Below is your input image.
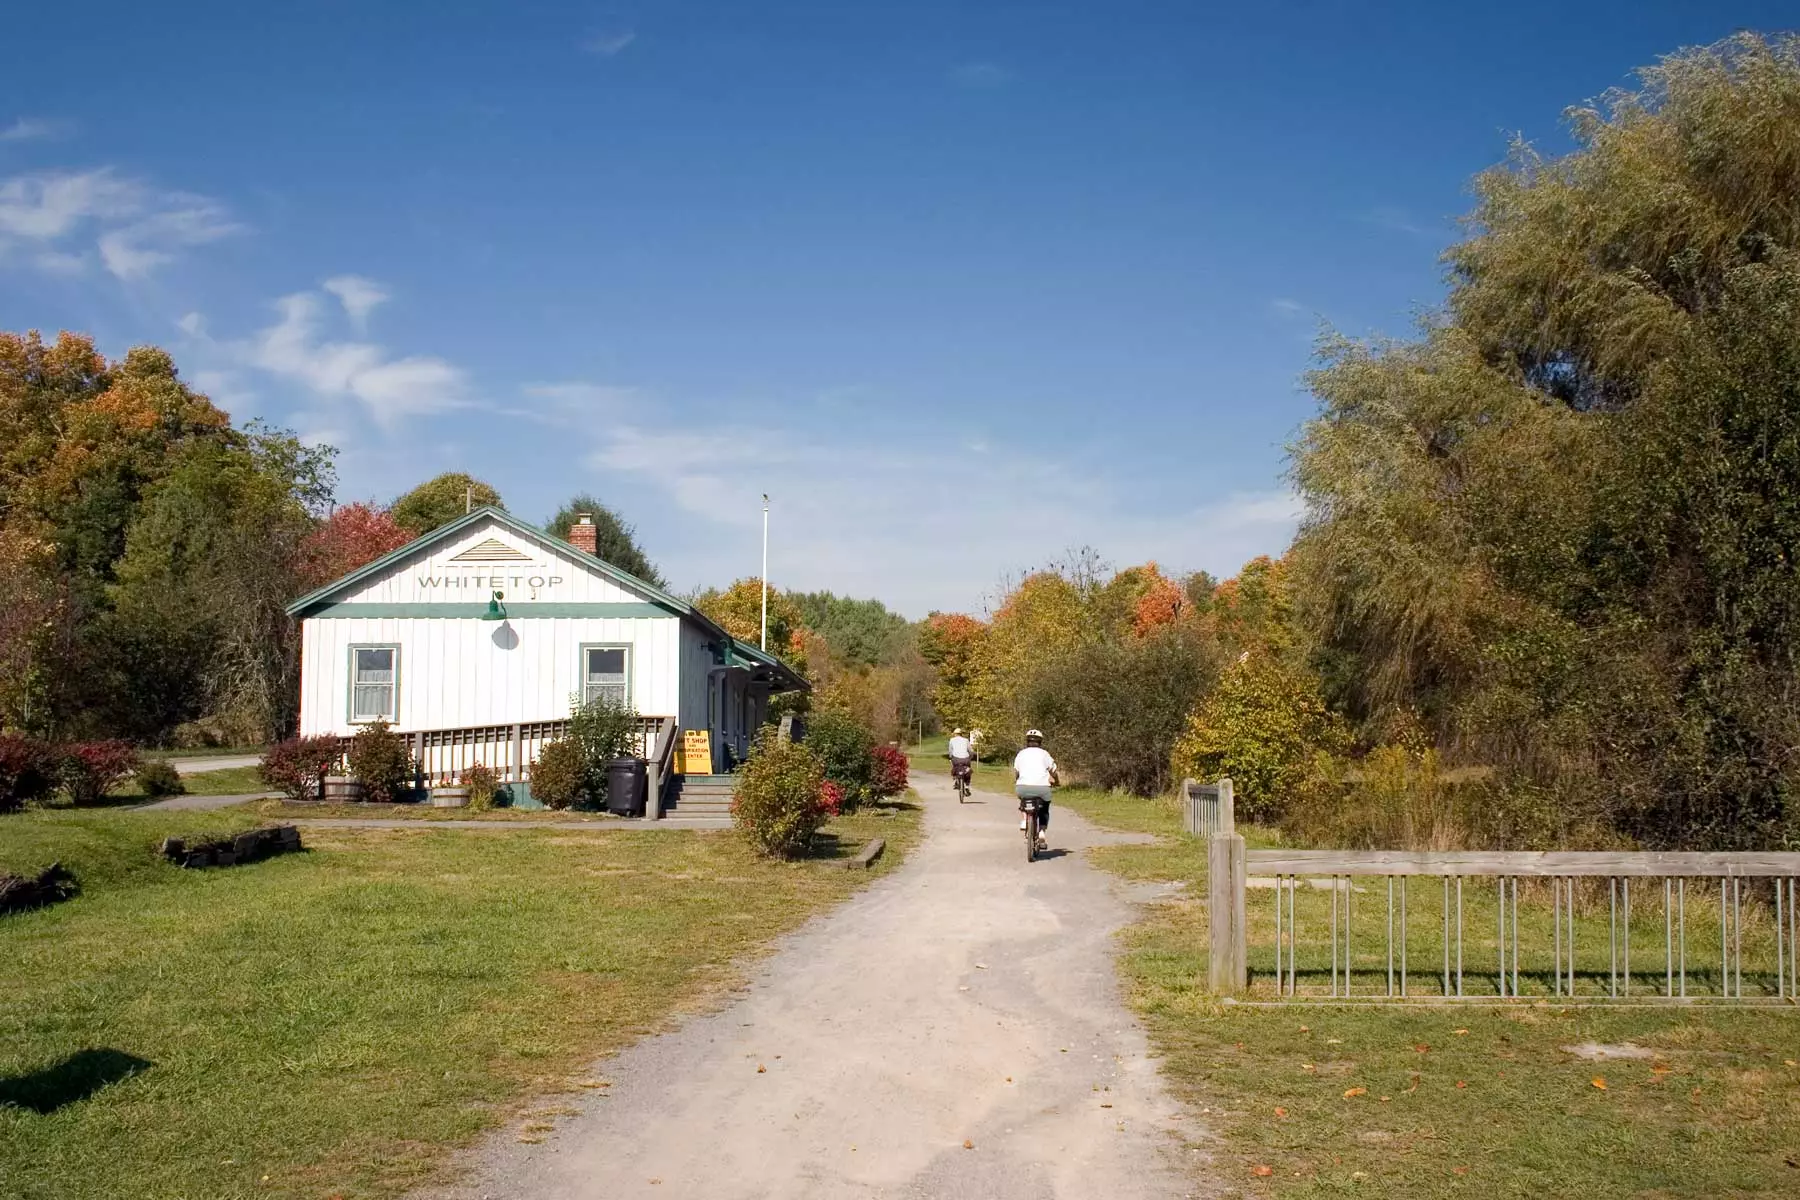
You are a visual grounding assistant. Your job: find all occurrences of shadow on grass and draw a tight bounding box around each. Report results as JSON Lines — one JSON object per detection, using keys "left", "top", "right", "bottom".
{"left": 0, "top": 1049, "right": 152, "bottom": 1115}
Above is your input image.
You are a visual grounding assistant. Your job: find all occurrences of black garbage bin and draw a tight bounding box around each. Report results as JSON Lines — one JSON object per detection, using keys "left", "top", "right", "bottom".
{"left": 605, "top": 758, "right": 648, "bottom": 817}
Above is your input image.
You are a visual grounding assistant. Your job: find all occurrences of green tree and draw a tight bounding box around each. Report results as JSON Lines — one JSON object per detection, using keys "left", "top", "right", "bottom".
{"left": 389, "top": 472, "right": 502, "bottom": 536}
{"left": 544, "top": 494, "right": 665, "bottom": 586}
{"left": 695, "top": 578, "right": 807, "bottom": 665}
{"left": 789, "top": 591, "right": 910, "bottom": 667}
{"left": 1292, "top": 33, "right": 1800, "bottom": 848}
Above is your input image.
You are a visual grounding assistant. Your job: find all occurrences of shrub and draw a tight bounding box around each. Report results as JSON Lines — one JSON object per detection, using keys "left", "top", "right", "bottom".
{"left": 136, "top": 759, "right": 186, "bottom": 798}
{"left": 819, "top": 779, "right": 845, "bottom": 818}
{"left": 568, "top": 693, "right": 640, "bottom": 803}
{"left": 346, "top": 721, "right": 414, "bottom": 803}
{"left": 1027, "top": 625, "right": 1222, "bottom": 796}
{"left": 1170, "top": 650, "right": 1347, "bottom": 823}
{"left": 732, "top": 732, "right": 830, "bottom": 858}
{"left": 531, "top": 739, "right": 586, "bottom": 810}
{"left": 170, "top": 720, "right": 225, "bottom": 750}
{"left": 0, "top": 734, "right": 56, "bottom": 814}
{"left": 802, "top": 706, "right": 876, "bottom": 810}
{"left": 461, "top": 763, "right": 501, "bottom": 811}
{"left": 260, "top": 735, "right": 341, "bottom": 803}
{"left": 60, "top": 741, "right": 142, "bottom": 806}
{"left": 869, "top": 744, "right": 909, "bottom": 799}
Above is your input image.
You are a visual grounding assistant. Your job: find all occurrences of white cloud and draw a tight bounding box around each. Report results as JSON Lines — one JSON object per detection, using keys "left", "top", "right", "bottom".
{"left": 583, "top": 31, "right": 636, "bottom": 56}
{"left": 241, "top": 289, "right": 467, "bottom": 425}
{"left": 951, "top": 62, "right": 1015, "bottom": 88}
{"left": 0, "top": 167, "right": 237, "bottom": 279}
{"left": 558, "top": 392, "right": 1300, "bottom": 616}
{"left": 177, "top": 311, "right": 207, "bottom": 337}
{"left": 1270, "top": 297, "right": 1305, "bottom": 317}
{"left": 322, "top": 274, "right": 389, "bottom": 327}
{"left": 0, "top": 117, "right": 71, "bottom": 143}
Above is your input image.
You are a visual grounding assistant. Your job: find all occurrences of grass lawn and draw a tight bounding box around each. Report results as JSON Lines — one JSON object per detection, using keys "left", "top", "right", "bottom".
{"left": 0, "top": 798, "right": 920, "bottom": 1200}
{"left": 1037, "top": 782, "right": 1800, "bottom": 1197}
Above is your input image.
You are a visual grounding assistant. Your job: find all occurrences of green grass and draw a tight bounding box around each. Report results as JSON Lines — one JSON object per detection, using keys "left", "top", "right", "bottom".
{"left": 0, "top": 800, "right": 920, "bottom": 1200}
{"left": 1046, "top": 783, "right": 1800, "bottom": 1198}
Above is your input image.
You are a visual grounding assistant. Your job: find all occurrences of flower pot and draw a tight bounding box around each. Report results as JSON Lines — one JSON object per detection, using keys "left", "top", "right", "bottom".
{"left": 430, "top": 786, "right": 471, "bottom": 809}
{"left": 322, "top": 776, "right": 363, "bottom": 803}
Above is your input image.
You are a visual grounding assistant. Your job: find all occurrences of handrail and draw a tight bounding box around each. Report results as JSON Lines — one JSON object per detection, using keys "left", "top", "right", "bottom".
{"left": 645, "top": 716, "right": 678, "bottom": 820}
{"left": 1245, "top": 849, "right": 1800, "bottom": 877}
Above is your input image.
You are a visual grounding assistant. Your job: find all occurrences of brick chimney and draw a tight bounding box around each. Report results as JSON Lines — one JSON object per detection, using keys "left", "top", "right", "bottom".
{"left": 569, "top": 512, "right": 598, "bottom": 556}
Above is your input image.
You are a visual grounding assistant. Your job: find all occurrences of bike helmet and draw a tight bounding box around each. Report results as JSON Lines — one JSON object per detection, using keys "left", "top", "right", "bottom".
{"left": 1024, "top": 728, "right": 1044, "bottom": 743}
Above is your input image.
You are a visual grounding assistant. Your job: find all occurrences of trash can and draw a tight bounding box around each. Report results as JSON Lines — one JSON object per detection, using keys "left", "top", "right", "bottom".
{"left": 605, "top": 758, "right": 648, "bottom": 817}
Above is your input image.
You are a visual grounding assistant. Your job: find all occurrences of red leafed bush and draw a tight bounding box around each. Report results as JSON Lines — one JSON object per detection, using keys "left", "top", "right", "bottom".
{"left": 260, "top": 735, "right": 343, "bottom": 802}
{"left": 818, "top": 780, "right": 844, "bottom": 817}
{"left": 0, "top": 734, "right": 57, "bottom": 813}
{"left": 60, "top": 740, "right": 142, "bottom": 806}
{"left": 869, "top": 744, "right": 909, "bottom": 799}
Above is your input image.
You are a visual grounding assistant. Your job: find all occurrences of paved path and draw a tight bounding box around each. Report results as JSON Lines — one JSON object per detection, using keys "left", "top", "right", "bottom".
{"left": 134, "top": 791, "right": 281, "bottom": 811}
{"left": 426, "top": 777, "right": 1204, "bottom": 1200}
{"left": 167, "top": 754, "right": 263, "bottom": 775}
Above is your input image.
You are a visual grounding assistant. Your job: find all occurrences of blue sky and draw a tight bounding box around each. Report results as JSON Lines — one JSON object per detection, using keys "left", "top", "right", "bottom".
{"left": 2, "top": 2, "right": 1791, "bottom": 616}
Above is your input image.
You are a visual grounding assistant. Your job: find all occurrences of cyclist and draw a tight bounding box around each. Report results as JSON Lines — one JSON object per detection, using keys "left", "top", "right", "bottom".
{"left": 947, "top": 728, "right": 974, "bottom": 793}
{"left": 1013, "top": 729, "right": 1059, "bottom": 846}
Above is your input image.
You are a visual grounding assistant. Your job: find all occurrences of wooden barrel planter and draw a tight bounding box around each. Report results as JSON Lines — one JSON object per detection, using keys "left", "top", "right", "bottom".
{"left": 322, "top": 776, "right": 363, "bottom": 803}
{"left": 430, "top": 785, "right": 470, "bottom": 808}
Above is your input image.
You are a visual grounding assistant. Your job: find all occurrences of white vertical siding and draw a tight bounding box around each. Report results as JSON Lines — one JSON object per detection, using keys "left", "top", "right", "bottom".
{"left": 298, "top": 614, "right": 682, "bottom": 736}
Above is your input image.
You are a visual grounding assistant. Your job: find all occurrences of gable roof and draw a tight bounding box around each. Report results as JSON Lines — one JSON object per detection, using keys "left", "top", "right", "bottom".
{"left": 285, "top": 506, "right": 808, "bottom": 691}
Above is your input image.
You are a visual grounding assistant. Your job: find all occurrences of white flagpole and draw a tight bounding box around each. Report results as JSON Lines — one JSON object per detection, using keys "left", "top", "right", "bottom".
{"left": 760, "top": 494, "right": 770, "bottom": 651}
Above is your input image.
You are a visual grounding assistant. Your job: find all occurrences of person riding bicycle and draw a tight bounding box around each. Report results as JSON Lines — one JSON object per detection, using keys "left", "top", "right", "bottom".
{"left": 947, "top": 728, "right": 974, "bottom": 791}
{"left": 1013, "top": 729, "right": 1059, "bottom": 846}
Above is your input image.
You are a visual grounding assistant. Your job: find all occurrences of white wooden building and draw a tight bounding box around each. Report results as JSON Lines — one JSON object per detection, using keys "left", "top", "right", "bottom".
{"left": 286, "top": 506, "right": 805, "bottom": 811}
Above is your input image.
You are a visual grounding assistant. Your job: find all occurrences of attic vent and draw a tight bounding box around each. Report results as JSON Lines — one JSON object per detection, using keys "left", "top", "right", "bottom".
{"left": 449, "top": 538, "right": 532, "bottom": 564}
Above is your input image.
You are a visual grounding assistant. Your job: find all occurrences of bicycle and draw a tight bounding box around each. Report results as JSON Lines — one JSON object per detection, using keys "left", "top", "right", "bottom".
{"left": 1020, "top": 793, "right": 1046, "bottom": 862}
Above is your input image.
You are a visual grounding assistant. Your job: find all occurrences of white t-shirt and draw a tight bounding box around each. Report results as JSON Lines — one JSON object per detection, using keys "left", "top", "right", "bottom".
{"left": 947, "top": 735, "right": 973, "bottom": 759}
{"left": 1013, "top": 746, "right": 1058, "bottom": 787}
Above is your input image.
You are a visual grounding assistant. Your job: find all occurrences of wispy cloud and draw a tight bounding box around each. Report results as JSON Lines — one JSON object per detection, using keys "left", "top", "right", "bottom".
{"left": 950, "top": 62, "right": 1015, "bottom": 89}
{"left": 583, "top": 30, "right": 636, "bottom": 57}
{"left": 538, "top": 385, "right": 1300, "bottom": 615}
{"left": 241, "top": 287, "right": 467, "bottom": 426}
{"left": 322, "top": 274, "right": 390, "bottom": 328}
{"left": 0, "top": 117, "right": 72, "bottom": 143}
{"left": 1270, "top": 297, "right": 1306, "bottom": 318}
{"left": 1364, "top": 204, "right": 1450, "bottom": 242}
{"left": 0, "top": 167, "right": 238, "bottom": 279}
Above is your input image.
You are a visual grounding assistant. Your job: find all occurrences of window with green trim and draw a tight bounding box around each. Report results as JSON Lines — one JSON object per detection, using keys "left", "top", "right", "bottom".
{"left": 350, "top": 645, "right": 399, "bottom": 723}
{"left": 582, "top": 645, "right": 631, "bottom": 706}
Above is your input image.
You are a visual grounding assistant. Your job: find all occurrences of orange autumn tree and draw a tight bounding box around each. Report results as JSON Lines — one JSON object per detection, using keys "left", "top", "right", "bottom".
{"left": 918, "top": 612, "right": 988, "bottom": 732}
{"left": 694, "top": 577, "right": 810, "bottom": 671}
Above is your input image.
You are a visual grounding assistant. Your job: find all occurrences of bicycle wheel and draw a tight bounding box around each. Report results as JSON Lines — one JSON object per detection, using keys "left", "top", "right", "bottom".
{"left": 1025, "top": 811, "right": 1038, "bottom": 862}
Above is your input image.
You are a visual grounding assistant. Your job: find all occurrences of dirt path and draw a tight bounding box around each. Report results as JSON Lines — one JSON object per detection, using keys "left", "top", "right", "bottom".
{"left": 427, "top": 776, "right": 1206, "bottom": 1200}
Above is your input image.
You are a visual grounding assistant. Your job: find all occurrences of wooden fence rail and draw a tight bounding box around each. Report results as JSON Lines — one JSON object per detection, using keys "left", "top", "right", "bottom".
{"left": 1207, "top": 836, "right": 1800, "bottom": 1003}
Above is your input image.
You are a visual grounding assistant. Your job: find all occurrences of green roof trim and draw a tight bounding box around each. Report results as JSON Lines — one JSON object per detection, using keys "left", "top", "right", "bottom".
{"left": 284, "top": 506, "right": 809, "bottom": 691}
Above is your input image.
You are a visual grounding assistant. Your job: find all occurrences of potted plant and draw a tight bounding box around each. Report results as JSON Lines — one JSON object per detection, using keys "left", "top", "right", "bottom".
{"left": 430, "top": 782, "right": 471, "bottom": 807}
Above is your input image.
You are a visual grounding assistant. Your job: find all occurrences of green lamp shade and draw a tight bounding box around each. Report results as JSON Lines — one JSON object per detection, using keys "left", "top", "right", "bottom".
{"left": 481, "top": 591, "right": 507, "bottom": 621}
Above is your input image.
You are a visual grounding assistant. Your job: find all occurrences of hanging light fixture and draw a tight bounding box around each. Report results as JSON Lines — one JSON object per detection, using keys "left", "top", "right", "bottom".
{"left": 481, "top": 590, "right": 508, "bottom": 621}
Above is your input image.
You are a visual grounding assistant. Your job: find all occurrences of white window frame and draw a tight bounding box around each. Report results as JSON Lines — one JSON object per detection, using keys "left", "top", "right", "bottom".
{"left": 348, "top": 644, "right": 400, "bottom": 725}
{"left": 580, "top": 643, "right": 632, "bottom": 707}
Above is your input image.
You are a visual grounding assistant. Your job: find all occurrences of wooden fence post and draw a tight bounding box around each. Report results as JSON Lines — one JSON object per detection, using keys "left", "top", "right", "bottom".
{"left": 1217, "top": 776, "right": 1235, "bottom": 835}
{"left": 1209, "top": 832, "right": 1248, "bottom": 994}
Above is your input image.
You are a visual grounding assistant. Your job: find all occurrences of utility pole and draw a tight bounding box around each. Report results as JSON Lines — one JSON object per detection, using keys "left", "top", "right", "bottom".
{"left": 760, "top": 494, "right": 770, "bottom": 651}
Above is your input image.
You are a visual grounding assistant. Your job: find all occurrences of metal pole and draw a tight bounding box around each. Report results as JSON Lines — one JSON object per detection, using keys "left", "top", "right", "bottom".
{"left": 1623, "top": 879, "right": 1631, "bottom": 997}
{"left": 759, "top": 494, "right": 769, "bottom": 651}
{"left": 1387, "top": 876, "right": 1395, "bottom": 998}
{"left": 1610, "top": 878, "right": 1618, "bottom": 999}
{"left": 1274, "top": 875, "right": 1283, "bottom": 997}
{"left": 1511, "top": 876, "right": 1519, "bottom": 997}
{"left": 1721, "top": 878, "right": 1729, "bottom": 999}
{"left": 1289, "top": 877, "right": 1298, "bottom": 995}
{"left": 1333, "top": 873, "right": 1340, "bottom": 997}
{"left": 1555, "top": 877, "right": 1563, "bottom": 997}
{"left": 1456, "top": 876, "right": 1463, "bottom": 998}
{"left": 1679, "top": 878, "right": 1687, "bottom": 999}
{"left": 1400, "top": 876, "right": 1408, "bottom": 997}
{"left": 1442, "top": 876, "right": 1450, "bottom": 997}
{"left": 1497, "top": 877, "right": 1507, "bottom": 997}
{"left": 1778, "top": 878, "right": 1786, "bottom": 1000}
{"left": 1733, "top": 877, "right": 1742, "bottom": 999}
{"left": 1666, "top": 878, "right": 1674, "bottom": 999}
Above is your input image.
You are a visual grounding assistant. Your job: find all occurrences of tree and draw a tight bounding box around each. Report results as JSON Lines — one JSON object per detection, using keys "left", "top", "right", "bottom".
{"left": 544, "top": 494, "right": 665, "bottom": 586}
{"left": 918, "top": 613, "right": 987, "bottom": 732}
{"left": 790, "top": 591, "right": 910, "bottom": 667}
{"left": 389, "top": 472, "right": 502, "bottom": 536}
{"left": 1291, "top": 33, "right": 1800, "bottom": 848}
{"left": 296, "top": 502, "right": 414, "bottom": 590}
{"left": 695, "top": 578, "right": 807, "bottom": 663}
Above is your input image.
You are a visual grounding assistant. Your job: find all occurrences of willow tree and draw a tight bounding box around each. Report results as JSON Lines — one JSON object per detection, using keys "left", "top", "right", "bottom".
{"left": 1292, "top": 33, "right": 1800, "bottom": 848}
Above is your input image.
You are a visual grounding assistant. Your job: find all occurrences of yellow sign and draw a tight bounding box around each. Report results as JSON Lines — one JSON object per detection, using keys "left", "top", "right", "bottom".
{"left": 678, "top": 729, "right": 713, "bottom": 774}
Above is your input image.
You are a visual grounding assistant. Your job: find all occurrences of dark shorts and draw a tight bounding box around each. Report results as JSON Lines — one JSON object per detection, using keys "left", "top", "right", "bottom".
{"left": 951, "top": 757, "right": 972, "bottom": 779}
